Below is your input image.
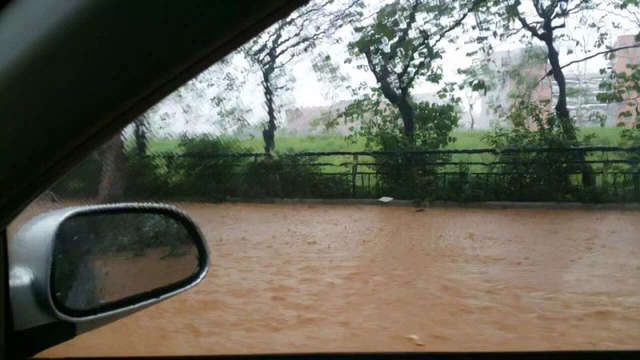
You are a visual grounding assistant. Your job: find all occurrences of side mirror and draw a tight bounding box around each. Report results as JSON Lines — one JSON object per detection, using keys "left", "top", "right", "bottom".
{"left": 8, "top": 203, "right": 209, "bottom": 357}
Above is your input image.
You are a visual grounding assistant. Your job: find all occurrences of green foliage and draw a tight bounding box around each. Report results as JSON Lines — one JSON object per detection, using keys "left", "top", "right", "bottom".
{"left": 505, "top": 46, "right": 548, "bottom": 101}
{"left": 237, "top": 133, "right": 366, "bottom": 153}
{"left": 204, "top": 129, "right": 625, "bottom": 153}
{"left": 346, "top": 0, "right": 477, "bottom": 141}
{"left": 341, "top": 97, "right": 460, "bottom": 199}
{"left": 50, "top": 126, "right": 632, "bottom": 203}
{"left": 350, "top": 0, "right": 454, "bottom": 85}
{"left": 482, "top": 100, "right": 594, "bottom": 201}
{"left": 458, "top": 61, "right": 498, "bottom": 96}
{"left": 619, "top": 124, "right": 640, "bottom": 178}
{"left": 358, "top": 101, "right": 459, "bottom": 151}
{"left": 588, "top": 111, "right": 609, "bottom": 128}
{"left": 472, "top": 0, "right": 605, "bottom": 140}
{"left": 312, "top": 52, "right": 349, "bottom": 87}
{"left": 241, "top": 154, "right": 350, "bottom": 198}
{"left": 621, "top": 122, "right": 640, "bottom": 145}
{"left": 171, "top": 136, "right": 250, "bottom": 200}
{"left": 123, "top": 153, "right": 172, "bottom": 199}
{"left": 598, "top": 63, "right": 640, "bottom": 123}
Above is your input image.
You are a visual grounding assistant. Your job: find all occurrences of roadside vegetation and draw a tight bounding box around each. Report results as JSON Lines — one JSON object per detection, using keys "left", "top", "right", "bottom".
{"left": 137, "top": 127, "right": 628, "bottom": 154}
{"left": 54, "top": 0, "right": 640, "bottom": 203}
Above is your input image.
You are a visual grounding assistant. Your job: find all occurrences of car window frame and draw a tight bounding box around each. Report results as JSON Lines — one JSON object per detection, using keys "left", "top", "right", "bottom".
{"left": 1, "top": 229, "right": 7, "bottom": 358}
{"left": 3, "top": 0, "right": 640, "bottom": 358}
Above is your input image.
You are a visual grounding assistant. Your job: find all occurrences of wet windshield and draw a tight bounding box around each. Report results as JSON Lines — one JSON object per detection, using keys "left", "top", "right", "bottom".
{"left": 9, "top": 0, "right": 640, "bottom": 356}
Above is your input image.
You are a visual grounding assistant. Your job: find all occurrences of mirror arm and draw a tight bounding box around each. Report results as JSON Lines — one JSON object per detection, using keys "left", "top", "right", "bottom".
{"left": 7, "top": 203, "right": 209, "bottom": 356}
{"left": 9, "top": 322, "right": 76, "bottom": 359}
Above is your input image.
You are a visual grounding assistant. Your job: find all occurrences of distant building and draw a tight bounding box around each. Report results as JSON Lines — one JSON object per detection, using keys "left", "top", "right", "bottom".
{"left": 611, "top": 34, "right": 640, "bottom": 125}
{"left": 284, "top": 101, "right": 351, "bottom": 135}
{"left": 475, "top": 47, "right": 552, "bottom": 128}
{"left": 564, "top": 72, "right": 615, "bottom": 127}
{"left": 477, "top": 47, "right": 613, "bottom": 128}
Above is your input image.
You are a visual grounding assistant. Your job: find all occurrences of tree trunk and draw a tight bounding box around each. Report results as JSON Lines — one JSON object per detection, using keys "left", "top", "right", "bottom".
{"left": 378, "top": 81, "right": 415, "bottom": 142}
{"left": 261, "top": 69, "right": 276, "bottom": 156}
{"left": 396, "top": 96, "right": 415, "bottom": 141}
{"left": 133, "top": 118, "right": 148, "bottom": 156}
{"left": 545, "top": 41, "right": 575, "bottom": 140}
{"left": 97, "top": 135, "right": 127, "bottom": 202}
{"left": 362, "top": 48, "right": 415, "bottom": 143}
{"left": 544, "top": 39, "right": 593, "bottom": 186}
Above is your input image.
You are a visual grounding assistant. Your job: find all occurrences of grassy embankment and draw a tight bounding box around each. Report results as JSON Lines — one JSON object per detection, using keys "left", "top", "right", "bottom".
{"left": 140, "top": 127, "right": 627, "bottom": 173}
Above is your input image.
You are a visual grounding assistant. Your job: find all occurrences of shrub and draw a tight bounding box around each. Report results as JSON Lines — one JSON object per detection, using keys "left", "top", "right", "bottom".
{"left": 359, "top": 101, "right": 459, "bottom": 200}
{"left": 123, "top": 152, "right": 172, "bottom": 199}
{"left": 483, "top": 118, "right": 585, "bottom": 201}
{"left": 241, "top": 153, "right": 349, "bottom": 198}
{"left": 171, "top": 136, "right": 250, "bottom": 200}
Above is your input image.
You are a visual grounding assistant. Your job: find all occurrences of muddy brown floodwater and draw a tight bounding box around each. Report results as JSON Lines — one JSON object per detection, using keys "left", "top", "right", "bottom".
{"left": 23, "top": 203, "right": 640, "bottom": 356}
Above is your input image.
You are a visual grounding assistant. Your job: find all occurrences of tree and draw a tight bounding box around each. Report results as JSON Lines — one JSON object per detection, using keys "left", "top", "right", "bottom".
{"left": 347, "top": 0, "right": 483, "bottom": 143}
{"left": 244, "top": 0, "right": 359, "bottom": 156}
{"left": 470, "top": 0, "right": 630, "bottom": 187}
{"left": 474, "top": 0, "right": 640, "bottom": 138}
{"left": 595, "top": 0, "right": 640, "bottom": 125}
{"left": 498, "top": 0, "right": 600, "bottom": 140}
{"left": 97, "top": 134, "right": 127, "bottom": 202}
{"left": 612, "top": 0, "right": 640, "bottom": 28}
{"left": 133, "top": 115, "right": 149, "bottom": 156}
{"left": 598, "top": 60, "right": 640, "bottom": 123}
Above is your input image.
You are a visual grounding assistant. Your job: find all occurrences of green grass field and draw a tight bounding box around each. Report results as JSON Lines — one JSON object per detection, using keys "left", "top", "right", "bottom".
{"left": 237, "top": 127, "right": 627, "bottom": 152}
{"left": 143, "top": 127, "right": 628, "bottom": 155}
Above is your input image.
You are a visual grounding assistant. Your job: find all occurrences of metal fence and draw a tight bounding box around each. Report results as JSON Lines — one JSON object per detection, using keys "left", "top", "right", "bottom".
{"left": 148, "top": 146, "right": 640, "bottom": 202}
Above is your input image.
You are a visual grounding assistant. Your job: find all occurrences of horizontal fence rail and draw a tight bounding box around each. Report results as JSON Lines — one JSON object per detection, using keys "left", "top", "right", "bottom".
{"left": 147, "top": 146, "right": 640, "bottom": 158}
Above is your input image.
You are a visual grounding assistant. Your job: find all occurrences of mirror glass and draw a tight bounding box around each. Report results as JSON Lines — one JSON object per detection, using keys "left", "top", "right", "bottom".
{"left": 51, "top": 211, "right": 201, "bottom": 314}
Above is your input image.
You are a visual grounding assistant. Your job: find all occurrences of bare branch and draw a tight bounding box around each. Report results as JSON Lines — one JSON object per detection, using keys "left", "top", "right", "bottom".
{"left": 503, "top": 24, "right": 527, "bottom": 38}
{"left": 514, "top": 7, "right": 543, "bottom": 40}
{"left": 434, "top": 1, "right": 484, "bottom": 47}
{"left": 532, "top": 0, "right": 545, "bottom": 18}
{"left": 363, "top": 49, "right": 384, "bottom": 88}
{"left": 563, "top": 0, "right": 591, "bottom": 16}
{"left": 538, "top": 43, "right": 640, "bottom": 83}
{"left": 594, "top": 7, "right": 640, "bottom": 26}
{"left": 281, "top": 0, "right": 332, "bottom": 26}
{"left": 273, "top": 29, "right": 314, "bottom": 59}
{"left": 403, "top": 56, "right": 435, "bottom": 93}
{"left": 399, "top": 0, "right": 484, "bottom": 91}
{"left": 388, "top": 1, "right": 420, "bottom": 61}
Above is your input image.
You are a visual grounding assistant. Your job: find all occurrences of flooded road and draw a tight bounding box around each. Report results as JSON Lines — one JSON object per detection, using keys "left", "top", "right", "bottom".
{"left": 33, "top": 203, "right": 640, "bottom": 356}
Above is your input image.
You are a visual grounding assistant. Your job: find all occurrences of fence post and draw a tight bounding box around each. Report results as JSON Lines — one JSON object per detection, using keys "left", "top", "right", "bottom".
{"left": 351, "top": 154, "right": 358, "bottom": 198}
{"left": 634, "top": 171, "right": 640, "bottom": 200}
{"left": 580, "top": 149, "right": 595, "bottom": 191}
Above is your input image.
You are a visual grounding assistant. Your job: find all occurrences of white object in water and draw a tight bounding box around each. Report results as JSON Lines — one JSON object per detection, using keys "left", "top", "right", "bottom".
{"left": 405, "top": 334, "right": 425, "bottom": 346}
{"left": 378, "top": 196, "right": 394, "bottom": 203}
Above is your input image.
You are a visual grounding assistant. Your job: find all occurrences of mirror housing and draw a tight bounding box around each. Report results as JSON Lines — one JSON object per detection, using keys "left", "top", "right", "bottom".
{"left": 8, "top": 203, "right": 209, "bottom": 356}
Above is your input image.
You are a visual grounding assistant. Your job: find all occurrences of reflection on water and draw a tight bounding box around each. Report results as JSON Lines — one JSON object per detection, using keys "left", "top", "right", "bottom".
{"left": 30, "top": 203, "right": 640, "bottom": 356}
